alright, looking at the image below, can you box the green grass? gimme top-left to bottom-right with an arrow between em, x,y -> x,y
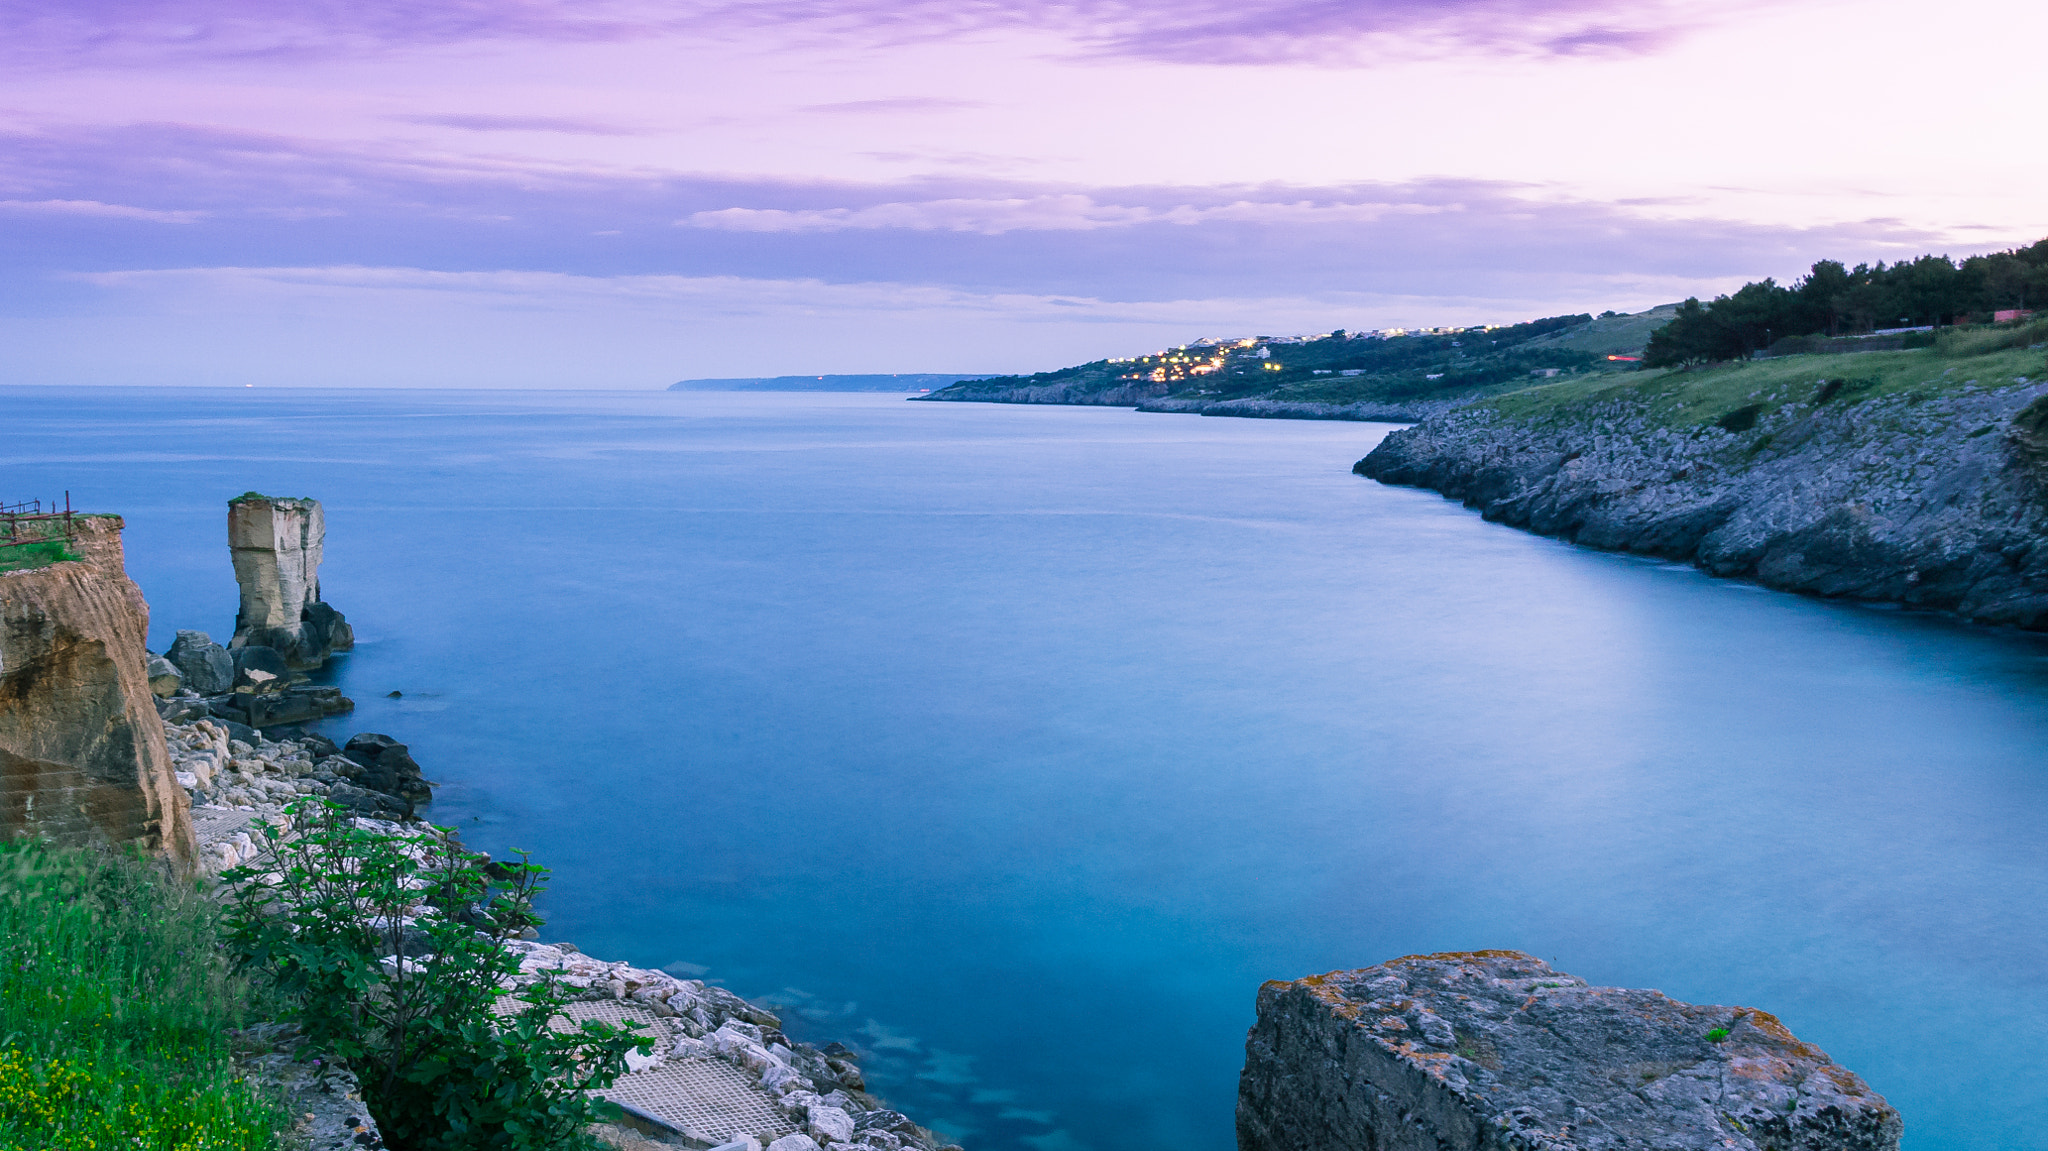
1518,305 -> 1680,356
1479,339 -> 2048,431
0,841 -> 287,1151
0,538 -> 81,574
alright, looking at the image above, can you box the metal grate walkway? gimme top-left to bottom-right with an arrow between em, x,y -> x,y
493,997 -> 795,1143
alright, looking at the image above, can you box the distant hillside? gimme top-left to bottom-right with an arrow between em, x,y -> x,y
669,373 -> 976,392
918,310 -> 1672,421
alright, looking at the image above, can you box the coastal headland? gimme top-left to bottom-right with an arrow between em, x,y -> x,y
1356,334 -> 2048,629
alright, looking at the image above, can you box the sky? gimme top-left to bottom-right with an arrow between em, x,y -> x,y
3,0 -> 2044,387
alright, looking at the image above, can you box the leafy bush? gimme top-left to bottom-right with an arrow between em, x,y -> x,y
0,840 -> 285,1151
1936,317 -> 2048,358
225,802 -> 648,1151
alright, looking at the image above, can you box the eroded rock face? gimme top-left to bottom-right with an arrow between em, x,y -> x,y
0,516 -> 195,865
1238,951 -> 1900,1151
228,495 -> 353,669
1355,381 -> 2048,628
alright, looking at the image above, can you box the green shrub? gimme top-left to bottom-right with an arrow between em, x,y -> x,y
226,802 -> 647,1151
1936,317 -> 2048,358
0,840 -> 285,1151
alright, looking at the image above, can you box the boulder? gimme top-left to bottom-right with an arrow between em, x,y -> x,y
807,1106 -> 855,1144
156,696 -> 212,724
145,655 -> 183,697
242,691 -> 325,727
327,781 -> 409,819
231,645 -> 290,693
166,629 -> 233,694
342,732 -> 432,806
1237,951 -> 1901,1151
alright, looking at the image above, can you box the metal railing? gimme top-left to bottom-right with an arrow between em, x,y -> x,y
0,492 -> 76,551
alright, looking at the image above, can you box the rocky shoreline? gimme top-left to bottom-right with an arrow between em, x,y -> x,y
123,494 -> 961,1150
917,386 -> 1457,423
1357,370 -> 2048,629
164,714 -> 963,1151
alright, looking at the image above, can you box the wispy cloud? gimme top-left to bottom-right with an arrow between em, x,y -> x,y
1,0 -> 1792,68
684,194 -> 1453,234
800,98 -> 991,115
0,119 -> 1977,309
394,113 -> 645,135
0,197 -> 202,223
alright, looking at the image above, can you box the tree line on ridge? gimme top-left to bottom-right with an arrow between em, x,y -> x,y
1644,239 -> 2048,368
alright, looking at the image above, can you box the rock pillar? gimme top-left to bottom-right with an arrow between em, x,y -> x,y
0,515 -> 195,866
228,494 -> 353,669
1238,951 -> 1901,1151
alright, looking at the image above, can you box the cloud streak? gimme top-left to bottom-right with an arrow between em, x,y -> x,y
394,113 -> 645,135
684,194 -> 1454,234
0,197 -> 202,223
2,0 -> 1796,68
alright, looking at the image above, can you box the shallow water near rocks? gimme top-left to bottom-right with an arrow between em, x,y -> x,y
8,387 -> 2047,1151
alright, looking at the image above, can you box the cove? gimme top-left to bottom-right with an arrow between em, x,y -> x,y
7,386 -> 2046,1151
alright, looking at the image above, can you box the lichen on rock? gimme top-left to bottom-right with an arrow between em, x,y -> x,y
1237,951 -> 1900,1151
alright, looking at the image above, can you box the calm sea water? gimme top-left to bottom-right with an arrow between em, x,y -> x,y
7,387 -> 2047,1151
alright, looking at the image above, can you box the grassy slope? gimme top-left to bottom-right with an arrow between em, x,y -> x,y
1518,305 -> 1677,356
1477,341 -> 2047,432
0,842 -> 285,1151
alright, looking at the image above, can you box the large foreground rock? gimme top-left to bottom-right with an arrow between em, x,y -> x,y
0,515 -> 195,865
1238,951 -> 1899,1151
229,494 -> 353,668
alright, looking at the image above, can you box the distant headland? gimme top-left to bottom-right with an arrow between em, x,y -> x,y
669,373 -> 978,393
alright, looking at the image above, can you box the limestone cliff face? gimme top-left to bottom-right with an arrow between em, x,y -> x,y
1238,951 -> 1900,1151
1357,381 -> 2048,628
0,516 -> 195,865
229,495 -> 353,668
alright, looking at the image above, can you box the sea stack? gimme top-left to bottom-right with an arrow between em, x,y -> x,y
0,513 -> 196,865
1238,951 -> 1900,1151
228,493 -> 353,669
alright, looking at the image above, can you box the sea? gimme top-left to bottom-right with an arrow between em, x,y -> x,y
7,386 -> 2046,1151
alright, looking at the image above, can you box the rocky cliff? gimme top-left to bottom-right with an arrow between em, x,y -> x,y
0,515 -> 195,864
1356,346 -> 2048,628
229,494 -> 353,668
1238,951 -> 1900,1151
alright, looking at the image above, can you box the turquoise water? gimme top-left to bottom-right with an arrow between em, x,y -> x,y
8,387 -> 2048,1150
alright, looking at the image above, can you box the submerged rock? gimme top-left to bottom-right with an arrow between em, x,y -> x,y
1238,950 -> 1900,1151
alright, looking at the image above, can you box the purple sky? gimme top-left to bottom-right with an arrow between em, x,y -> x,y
3,0 -> 2042,386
